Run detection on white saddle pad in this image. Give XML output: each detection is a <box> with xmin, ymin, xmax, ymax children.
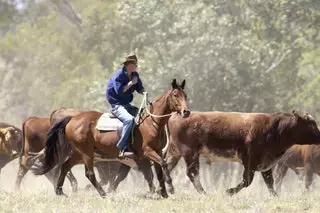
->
<box><xmin>96</xmin><ymin>113</ymin><xmax>123</xmax><ymax>131</ymax></box>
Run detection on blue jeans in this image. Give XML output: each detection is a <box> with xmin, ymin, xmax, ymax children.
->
<box><xmin>111</xmin><ymin>104</ymin><xmax>137</xmax><ymax>150</ymax></box>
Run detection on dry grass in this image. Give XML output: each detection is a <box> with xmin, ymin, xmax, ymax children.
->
<box><xmin>1</xmin><ymin>159</ymin><xmax>320</xmax><ymax>213</ymax></box>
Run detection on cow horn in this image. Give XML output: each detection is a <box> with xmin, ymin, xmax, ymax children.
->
<box><xmin>162</xmin><ymin>125</ymin><xmax>170</xmax><ymax>156</ymax></box>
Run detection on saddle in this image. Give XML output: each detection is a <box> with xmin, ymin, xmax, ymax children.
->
<box><xmin>95</xmin><ymin>113</ymin><xmax>124</xmax><ymax>137</ymax></box>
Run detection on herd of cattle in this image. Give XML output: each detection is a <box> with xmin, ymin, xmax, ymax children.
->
<box><xmin>1</xmin><ymin>107</ymin><xmax>320</xmax><ymax>197</ymax></box>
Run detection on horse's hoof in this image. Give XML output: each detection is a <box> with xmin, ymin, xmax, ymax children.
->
<box><xmin>226</xmin><ymin>188</ymin><xmax>236</xmax><ymax>196</ymax></box>
<box><xmin>156</xmin><ymin>188</ymin><xmax>169</xmax><ymax>198</ymax></box>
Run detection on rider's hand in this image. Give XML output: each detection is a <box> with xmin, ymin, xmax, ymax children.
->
<box><xmin>132</xmin><ymin>76</ymin><xmax>138</xmax><ymax>85</ymax></box>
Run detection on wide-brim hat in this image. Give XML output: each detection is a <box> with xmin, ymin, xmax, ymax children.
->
<box><xmin>122</xmin><ymin>55</ymin><xmax>138</xmax><ymax>65</ymax></box>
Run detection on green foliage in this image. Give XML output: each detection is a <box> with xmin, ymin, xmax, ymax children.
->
<box><xmin>0</xmin><ymin>0</ymin><xmax>319</xmax><ymax>125</ymax></box>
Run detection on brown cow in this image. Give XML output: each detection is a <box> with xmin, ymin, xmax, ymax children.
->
<box><xmin>164</xmin><ymin>110</ymin><xmax>320</xmax><ymax>196</ymax></box>
<box><xmin>14</xmin><ymin>116</ymin><xmax>78</xmax><ymax>192</ymax></box>
<box><xmin>0</xmin><ymin>127</ymin><xmax>17</xmax><ymax>156</ymax></box>
<box><xmin>273</xmin><ymin>144</ymin><xmax>320</xmax><ymax>193</ymax></box>
<box><xmin>0</xmin><ymin>123</ymin><xmax>22</xmax><ymax>175</ymax></box>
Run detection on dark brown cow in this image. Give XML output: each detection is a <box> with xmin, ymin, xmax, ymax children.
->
<box><xmin>14</xmin><ymin>116</ymin><xmax>78</xmax><ymax>192</ymax></box>
<box><xmin>0</xmin><ymin>123</ymin><xmax>22</xmax><ymax>175</ymax></box>
<box><xmin>164</xmin><ymin>110</ymin><xmax>320</xmax><ymax>196</ymax></box>
<box><xmin>273</xmin><ymin>144</ymin><xmax>320</xmax><ymax>193</ymax></box>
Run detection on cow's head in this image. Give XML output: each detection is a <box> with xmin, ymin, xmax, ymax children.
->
<box><xmin>292</xmin><ymin>110</ymin><xmax>320</xmax><ymax>144</ymax></box>
<box><xmin>0</xmin><ymin>127</ymin><xmax>19</xmax><ymax>158</ymax></box>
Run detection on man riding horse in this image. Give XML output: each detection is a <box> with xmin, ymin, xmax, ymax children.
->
<box><xmin>106</xmin><ymin>55</ymin><xmax>145</xmax><ymax>157</ymax></box>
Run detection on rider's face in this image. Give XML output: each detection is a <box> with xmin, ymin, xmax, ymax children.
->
<box><xmin>125</xmin><ymin>63</ymin><xmax>137</xmax><ymax>73</ymax></box>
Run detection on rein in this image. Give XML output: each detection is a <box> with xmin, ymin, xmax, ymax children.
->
<box><xmin>137</xmin><ymin>92</ymin><xmax>176</xmax><ymax>120</ymax></box>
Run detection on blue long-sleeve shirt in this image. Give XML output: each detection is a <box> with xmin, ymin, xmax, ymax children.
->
<box><xmin>106</xmin><ymin>67</ymin><xmax>144</xmax><ymax>108</ymax></box>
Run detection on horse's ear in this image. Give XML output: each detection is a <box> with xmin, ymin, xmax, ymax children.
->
<box><xmin>180</xmin><ymin>79</ymin><xmax>186</xmax><ymax>90</ymax></box>
<box><xmin>171</xmin><ymin>79</ymin><xmax>177</xmax><ymax>89</ymax></box>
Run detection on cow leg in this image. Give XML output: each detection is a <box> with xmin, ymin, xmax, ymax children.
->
<box><xmin>305</xmin><ymin>164</ymin><xmax>313</xmax><ymax>190</ymax></box>
<box><xmin>184</xmin><ymin>152</ymin><xmax>205</xmax><ymax>194</ymax></box>
<box><xmin>154</xmin><ymin>163</ymin><xmax>168</xmax><ymax>198</ymax></box>
<box><xmin>138</xmin><ymin>158</ymin><xmax>156</xmax><ymax>193</ymax></box>
<box><xmin>14</xmin><ymin>155</ymin><xmax>35</xmax><ymax>191</ymax></box>
<box><xmin>166</xmin><ymin>154</ymin><xmax>181</xmax><ymax>194</ymax></box>
<box><xmin>55</xmin><ymin>155</ymin><xmax>80</xmax><ymax>196</ymax></box>
<box><xmin>96</xmin><ymin>162</ymin><xmax>111</xmax><ymax>187</ymax></box>
<box><xmin>261</xmin><ymin>169</ymin><xmax>278</xmax><ymax>196</ymax></box>
<box><xmin>273</xmin><ymin>164</ymin><xmax>288</xmax><ymax>194</ymax></box>
<box><xmin>226</xmin><ymin>166</ymin><xmax>255</xmax><ymax>195</ymax></box>
<box><xmin>108</xmin><ymin>164</ymin><xmax>130</xmax><ymax>192</ymax></box>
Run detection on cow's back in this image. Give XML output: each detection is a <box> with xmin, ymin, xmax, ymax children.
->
<box><xmin>168</xmin><ymin>111</ymin><xmax>273</xmax><ymax>149</ymax></box>
<box><xmin>22</xmin><ymin>117</ymin><xmax>50</xmax><ymax>153</ymax></box>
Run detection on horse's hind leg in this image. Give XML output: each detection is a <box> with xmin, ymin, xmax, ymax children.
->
<box><xmin>261</xmin><ymin>169</ymin><xmax>278</xmax><ymax>196</ymax></box>
<box><xmin>82</xmin><ymin>155</ymin><xmax>106</xmax><ymax>197</ymax></box>
<box><xmin>55</xmin><ymin>155</ymin><xmax>80</xmax><ymax>196</ymax></box>
<box><xmin>138</xmin><ymin>158</ymin><xmax>156</xmax><ymax>193</ymax></box>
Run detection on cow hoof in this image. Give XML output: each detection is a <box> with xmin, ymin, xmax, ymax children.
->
<box><xmin>168</xmin><ymin>185</ymin><xmax>175</xmax><ymax>194</ymax></box>
<box><xmin>100</xmin><ymin>191</ymin><xmax>107</xmax><ymax>198</ymax></box>
<box><xmin>56</xmin><ymin>188</ymin><xmax>68</xmax><ymax>197</ymax></box>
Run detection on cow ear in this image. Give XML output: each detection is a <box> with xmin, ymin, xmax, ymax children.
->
<box><xmin>293</xmin><ymin>110</ymin><xmax>300</xmax><ymax>119</ymax></box>
<box><xmin>171</xmin><ymin>79</ymin><xmax>177</xmax><ymax>89</ymax></box>
<box><xmin>180</xmin><ymin>79</ymin><xmax>186</xmax><ymax>90</ymax></box>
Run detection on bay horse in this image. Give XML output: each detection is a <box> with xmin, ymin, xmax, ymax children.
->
<box><xmin>35</xmin><ymin>79</ymin><xmax>190</xmax><ymax>198</ymax></box>
<box><xmin>51</xmin><ymin>108</ymin><xmax>156</xmax><ymax>193</ymax></box>
<box><xmin>164</xmin><ymin>111</ymin><xmax>320</xmax><ymax>196</ymax></box>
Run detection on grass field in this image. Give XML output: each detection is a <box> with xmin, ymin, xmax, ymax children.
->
<box><xmin>1</xmin><ymin>159</ymin><xmax>319</xmax><ymax>213</ymax></box>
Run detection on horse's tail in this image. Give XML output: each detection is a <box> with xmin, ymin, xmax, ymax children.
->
<box><xmin>19</xmin><ymin>119</ymin><xmax>28</xmax><ymax>158</ymax></box>
<box><xmin>33</xmin><ymin>116</ymin><xmax>72</xmax><ymax>175</ymax></box>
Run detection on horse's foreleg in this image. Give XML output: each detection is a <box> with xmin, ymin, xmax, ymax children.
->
<box><xmin>261</xmin><ymin>169</ymin><xmax>278</xmax><ymax>196</ymax></box>
<box><xmin>138</xmin><ymin>158</ymin><xmax>156</xmax><ymax>193</ymax></box>
<box><xmin>154</xmin><ymin>163</ymin><xmax>168</xmax><ymax>198</ymax></box>
<box><xmin>184</xmin><ymin>152</ymin><xmax>205</xmax><ymax>194</ymax></box>
<box><xmin>143</xmin><ymin>147</ymin><xmax>171</xmax><ymax>196</ymax></box>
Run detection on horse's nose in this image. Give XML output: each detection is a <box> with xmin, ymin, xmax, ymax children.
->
<box><xmin>182</xmin><ymin>109</ymin><xmax>190</xmax><ymax>118</ymax></box>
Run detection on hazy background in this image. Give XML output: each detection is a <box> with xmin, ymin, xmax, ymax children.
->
<box><xmin>0</xmin><ymin>0</ymin><xmax>319</xmax><ymax>127</ymax></box>
<box><xmin>0</xmin><ymin>1</ymin><xmax>320</xmax><ymax>212</ymax></box>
